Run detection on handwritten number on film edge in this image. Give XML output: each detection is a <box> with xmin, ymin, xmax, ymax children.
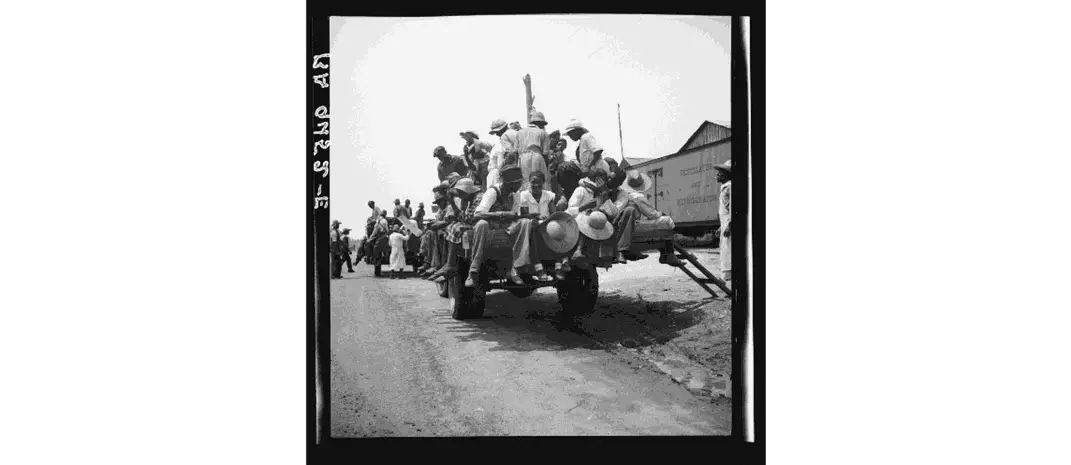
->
<box><xmin>313</xmin><ymin>54</ymin><xmax>330</xmax><ymax>209</ymax></box>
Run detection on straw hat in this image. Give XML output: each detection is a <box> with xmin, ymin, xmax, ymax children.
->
<box><xmin>530</xmin><ymin>111</ymin><xmax>547</xmax><ymax>125</ymax></box>
<box><xmin>539</xmin><ymin>212</ymin><xmax>580</xmax><ymax>254</ymax></box>
<box><xmin>444</xmin><ymin>172</ymin><xmax>462</xmax><ymax>186</ymax></box>
<box><xmin>623</xmin><ymin>170</ymin><xmax>652</xmax><ymax>193</ymax></box>
<box><xmin>714</xmin><ymin>159</ymin><xmax>731</xmax><ymax>173</ymax></box>
<box><xmin>489</xmin><ymin>118</ymin><xmax>508</xmax><ymax>134</ymax></box>
<box><xmin>453</xmin><ymin>177</ymin><xmax>480</xmax><ymax>194</ymax></box>
<box><xmin>562</xmin><ymin>119</ymin><xmax>586</xmax><ymax>134</ymax></box>
<box><xmin>576</xmin><ymin>210</ymin><xmax>614</xmax><ymax>241</ymax></box>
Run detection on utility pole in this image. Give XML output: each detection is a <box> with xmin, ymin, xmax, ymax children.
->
<box><xmin>617</xmin><ymin>103</ymin><xmax>625</xmax><ymax>160</ymax></box>
<box><xmin>523</xmin><ymin>74</ymin><xmax>535</xmax><ymax>123</ymax></box>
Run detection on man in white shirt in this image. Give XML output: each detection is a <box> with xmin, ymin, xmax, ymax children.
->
<box><xmin>715</xmin><ymin>161</ymin><xmax>731</xmax><ymax>283</ymax></box>
<box><xmin>562</xmin><ymin>119</ymin><xmax>610</xmax><ymax>177</ymax></box>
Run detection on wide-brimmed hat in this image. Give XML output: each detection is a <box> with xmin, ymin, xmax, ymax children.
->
<box><xmin>576</xmin><ymin>210</ymin><xmax>614</xmax><ymax>241</ymax></box>
<box><xmin>530</xmin><ymin>112</ymin><xmax>547</xmax><ymax>125</ymax></box>
<box><xmin>539</xmin><ymin>212</ymin><xmax>580</xmax><ymax>254</ymax></box>
<box><xmin>445</xmin><ymin>172</ymin><xmax>462</xmax><ymax>186</ymax></box>
<box><xmin>622</xmin><ymin>170</ymin><xmax>653</xmax><ymax>193</ymax></box>
<box><xmin>562</xmin><ymin>119</ymin><xmax>586</xmax><ymax>134</ymax></box>
<box><xmin>714</xmin><ymin>160</ymin><xmax>731</xmax><ymax>173</ymax></box>
<box><xmin>453</xmin><ymin>177</ymin><xmax>480</xmax><ymax>194</ymax></box>
<box><xmin>332</xmin><ymin>220</ymin><xmax>341</xmax><ymax>226</ymax></box>
<box><xmin>489</xmin><ymin>118</ymin><xmax>508</xmax><ymax>134</ymax></box>
<box><xmin>459</xmin><ymin>131</ymin><xmax>479</xmax><ymax>139</ymax></box>
<box><xmin>342</xmin><ymin>228</ymin><xmax>352</xmax><ymax>234</ymax></box>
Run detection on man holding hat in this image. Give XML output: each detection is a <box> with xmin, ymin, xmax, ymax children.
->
<box><xmin>330</xmin><ymin>220</ymin><xmax>344</xmax><ymax>279</ymax></box>
<box><xmin>621</xmin><ymin>168</ymin><xmax>683</xmax><ymax>266</ymax></box>
<box><xmin>565</xmin><ymin>169</ymin><xmax>618</xmax><ymax>269</ymax></box>
<box><xmin>460</xmin><ymin>131</ymin><xmax>493</xmax><ymax>188</ymax></box>
<box><xmin>486</xmin><ymin>118</ymin><xmax>520</xmax><ymax>188</ymax></box>
<box><xmin>434</xmin><ymin>146</ymin><xmax>469</xmax><ymax>182</ymax></box>
<box><xmin>515</xmin><ymin>111</ymin><xmax>551</xmax><ymax>192</ymax></box>
<box><xmin>468</xmin><ymin>163</ymin><xmax>547</xmax><ymax>287</ymax></box>
<box><xmin>715</xmin><ymin>160</ymin><xmax>731</xmax><ymax>283</ymax></box>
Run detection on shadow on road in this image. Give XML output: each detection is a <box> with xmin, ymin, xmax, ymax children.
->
<box><xmin>434</xmin><ymin>288</ymin><xmax>715</xmax><ymax>354</ymax></box>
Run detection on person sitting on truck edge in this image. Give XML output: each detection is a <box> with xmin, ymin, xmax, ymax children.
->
<box><xmin>564</xmin><ymin>168</ymin><xmax>619</xmax><ymax>270</ymax></box>
<box><xmin>429</xmin><ymin>176</ymin><xmax>481</xmax><ymax>283</ymax></box>
<box><xmin>460</xmin><ymin>131</ymin><xmax>492</xmax><ymax>188</ymax></box>
<box><xmin>621</xmin><ymin>169</ymin><xmax>683</xmax><ymax>267</ymax></box>
<box><xmin>467</xmin><ymin>164</ymin><xmax>542</xmax><ymax>287</ymax></box>
<box><xmin>517</xmin><ymin>171</ymin><xmax>557</xmax><ymax>282</ymax></box>
<box><xmin>425</xmin><ymin>173</ymin><xmax>465</xmax><ymax>278</ymax></box>
<box><xmin>602</xmin><ymin>166</ymin><xmax>648</xmax><ymax>264</ymax></box>
<box><xmin>434</xmin><ymin>145</ymin><xmax>469</xmax><ymax>182</ymax></box>
<box><xmin>404</xmin><ymin>199</ymin><xmax>414</xmax><ymax>219</ymax></box>
<box><xmin>418</xmin><ymin>186</ymin><xmax>446</xmax><ymax>273</ymax></box>
<box><xmin>562</xmin><ymin>119</ymin><xmax>610</xmax><ymax>177</ymax></box>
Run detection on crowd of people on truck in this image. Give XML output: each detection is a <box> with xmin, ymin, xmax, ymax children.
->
<box><xmin>329</xmin><ymin>111</ymin><xmax>732</xmax><ymax>287</ymax></box>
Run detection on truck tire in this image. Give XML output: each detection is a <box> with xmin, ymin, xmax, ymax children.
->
<box><xmin>449</xmin><ymin>258</ymin><xmax>485</xmax><ymax>320</ymax></box>
<box><xmin>556</xmin><ymin>267</ymin><xmax>599</xmax><ymax>316</ymax></box>
<box><xmin>506</xmin><ymin>287</ymin><xmax>536</xmax><ymax>298</ymax></box>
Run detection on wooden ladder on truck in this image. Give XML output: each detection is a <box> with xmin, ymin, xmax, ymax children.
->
<box><xmin>670</xmin><ymin>243</ymin><xmax>731</xmax><ymax>298</ymax></box>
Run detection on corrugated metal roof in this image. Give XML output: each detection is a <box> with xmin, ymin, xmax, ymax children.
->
<box><xmin>623</xmin><ymin>157</ymin><xmax>650</xmax><ymax>166</ymax></box>
<box><xmin>679</xmin><ymin>121</ymin><xmax>732</xmax><ymax>152</ymax></box>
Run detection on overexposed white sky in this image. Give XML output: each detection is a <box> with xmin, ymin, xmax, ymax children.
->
<box><xmin>330</xmin><ymin>15</ymin><xmax>731</xmax><ymax>237</ymax></box>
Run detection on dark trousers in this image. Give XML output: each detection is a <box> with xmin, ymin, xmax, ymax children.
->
<box><xmin>344</xmin><ymin>252</ymin><xmax>354</xmax><ymax>272</ymax></box>
<box><xmin>331</xmin><ymin>253</ymin><xmax>344</xmax><ymax>278</ymax></box>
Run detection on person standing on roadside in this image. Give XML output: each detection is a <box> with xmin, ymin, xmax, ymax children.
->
<box><xmin>714</xmin><ymin>160</ymin><xmax>731</xmax><ymax>284</ymax></box>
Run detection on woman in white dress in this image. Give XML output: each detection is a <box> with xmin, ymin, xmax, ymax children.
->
<box><xmin>388</xmin><ymin>225</ymin><xmax>408</xmax><ymax>279</ymax></box>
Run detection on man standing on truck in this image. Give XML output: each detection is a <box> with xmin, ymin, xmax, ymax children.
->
<box><xmin>562</xmin><ymin>119</ymin><xmax>610</xmax><ymax>178</ymax></box>
<box><xmin>714</xmin><ymin>160</ymin><xmax>731</xmax><ymax>283</ymax></box>
<box><xmin>414</xmin><ymin>202</ymin><xmax>426</xmax><ymax>230</ymax></box>
<box><xmin>514</xmin><ymin>111</ymin><xmax>551</xmax><ymax>192</ymax></box>
<box><xmin>460</xmin><ymin>131</ymin><xmax>493</xmax><ymax>188</ymax></box>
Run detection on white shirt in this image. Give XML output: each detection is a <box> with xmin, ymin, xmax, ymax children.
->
<box><xmin>518</xmin><ymin>189</ymin><xmax>555</xmax><ymax>217</ymax></box>
<box><xmin>565</xmin><ymin>181</ymin><xmax>627</xmax><ymax>217</ymax></box>
<box><xmin>475</xmin><ymin>186</ymin><xmax>521</xmax><ymax>214</ymax></box>
<box><xmin>488</xmin><ymin>129</ymin><xmax>520</xmax><ymax>173</ymax></box>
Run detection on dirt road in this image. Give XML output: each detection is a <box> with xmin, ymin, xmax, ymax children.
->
<box><xmin>329</xmin><ymin>257</ymin><xmax>731</xmax><ymax>436</ymax></box>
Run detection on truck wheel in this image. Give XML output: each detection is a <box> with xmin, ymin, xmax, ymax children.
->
<box><xmin>506</xmin><ymin>287</ymin><xmax>535</xmax><ymax>298</ymax></box>
<box><xmin>436</xmin><ymin>280</ymin><xmax>449</xmax><ymax>298</ymax></box>
<box><xmin>556</xmin><ymin>267</ymin><xmax>599</xmax><ymax>316</ymax></box>
<box><xmin>449</xmin><ymin>258</ymin><xmax>485</xmax><ymax>319</ymax></box>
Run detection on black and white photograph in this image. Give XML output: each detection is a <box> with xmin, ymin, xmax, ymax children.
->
<box><xmin>317</xmin><ymin>14</ymin><xmax>750</xmax><ymax>439</ymax></box>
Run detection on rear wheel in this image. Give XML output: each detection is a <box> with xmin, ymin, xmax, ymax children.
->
<box><xmin>556</xmin><ymin>267</ymin><xmax>599</xmax><ymax>316</ymax></box>
<box><xmin>449</xmin><ymin>257</ymin><xmax>486</xmax><ymax>320</ymax></box>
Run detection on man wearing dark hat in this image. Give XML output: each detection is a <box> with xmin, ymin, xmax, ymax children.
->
<box><xmin>515</xmin><ymin>111</ymin><xmax>551</xmax><ymax>192</ymax></box>
<box><xmin>460</xmin><ymin>131</ymin><xmax>493</xmax><ymax>188</ymax></box>
<box><xmin>715</xmin><ymin>160</ymin><xmax>731</xmax><ymax>283</ymax></box>
<box><xmin>341</xmin><ymin>228</ymin><xmax>355</xmax><ymax>273</ymax></box>
<box><xmin>330</xmin><ymin>220</ymin><xmax>344</xmax><ymax>279</ymax></box>
<box><xmin>468</xmin><ymin>164</ymin><xmax>544</xmax><ymax>287</ymax></box>
<box><xmin>414</xmin><ymin>201</ymin><xmax>426</xmax><ymax>230</ymax></box>
<box><xmin>434</xmin><ymin>146</ymin><xmax>469</xmax><ymax>182</ymax></box>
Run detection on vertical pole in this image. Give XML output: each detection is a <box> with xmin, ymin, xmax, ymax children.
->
<box><xmin>523</xmin><ymin>74</ymin><xmax>534</xmax><ymax>124</ymax></box>
<box><xmin>617</xmin><ymin>103</ymin><xmax>625</xmax><ymax>160</ymax></box>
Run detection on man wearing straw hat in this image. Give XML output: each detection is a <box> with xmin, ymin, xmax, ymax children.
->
<box><xmin>423</xmin><ymin>176</ymin><xmax>462</xmax><ymax>278</ymax></box>
<box><xmin>715</xmin><ymin>160</ymin><xmax>732</xmax><ymax>283</ymax></box>
<box><xmin>514</xmin><ymin>111</ymin><xmax>551</xmax><ymax>192</ymax></box>
<box><xmin>428</xmin><ymin>175</ymin><xmax>481</xmax><ymax>282</ymax></box>
<box><xmin>460</xmin><ymin>130</ymin><xmax>492</xmax><ymax>188</ymax></box>
<box><xmin>486</xmin><ymin>118</ymin><xmax>520</xmax><ymax>188</ymax></box>
<box><xmin>562</xmin><ymin>119</ymin><xmax>611</xmax><ymax>178</ymax></box>
<box><xmin>621</xmin><ymin>168</ymin><xmax>683</xmax><ymax>266</ymax></box>
<box><xmin>468</xmin><ymin>163</ymin><xmax>547</xmax><ymax>287</ymax></box>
